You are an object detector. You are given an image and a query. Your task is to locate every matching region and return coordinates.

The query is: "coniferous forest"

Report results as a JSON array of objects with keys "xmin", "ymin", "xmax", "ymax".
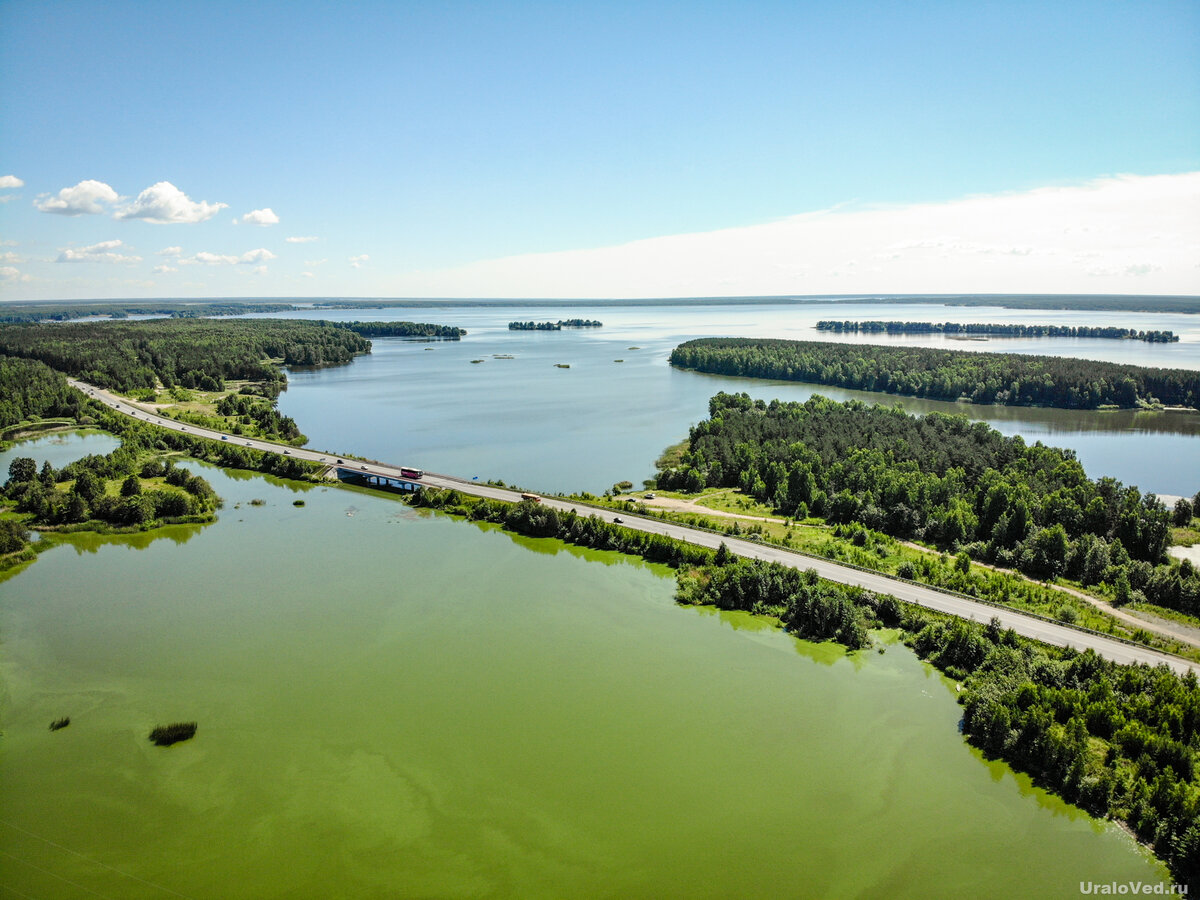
[
  {"xmin": 669, "ymin": 337, "xmax": 1200, "ymax": 409},
  {"xmin": 0, "ymin": 319, "xmax": 374, "ymax": 392},
  {"xmin": 657, "ymin": 392, "xmax": 1200, "ymax": 614},
  {"xmin": 815, "ymin": 320, "xmax": 1178, "ymax": 342}
]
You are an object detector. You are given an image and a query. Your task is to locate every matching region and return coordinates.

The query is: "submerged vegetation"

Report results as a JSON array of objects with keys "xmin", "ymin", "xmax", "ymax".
[
  {"xmin": 149, "ymin": 722, "xmax": 197, "ymax": 746},
  {"xmin": 407, "ymin": 485, "xmax": 1199, "ymax": 888},
  {"xmin": 815, "ymin": 320, "xmax": 1179, "ymax": 342},
  {"xmin": 670, "ymin": 337, "xmax": 1200, "ymax": 409},
  {"xmin": 678, "ymin": 554, "xmax": 1200, "ymax": 889}
]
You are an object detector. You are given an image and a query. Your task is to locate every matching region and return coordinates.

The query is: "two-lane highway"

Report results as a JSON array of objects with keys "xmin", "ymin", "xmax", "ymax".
[{"xmin": 71, "ymin": 378, "xmax": 1197, "ymax": 675}]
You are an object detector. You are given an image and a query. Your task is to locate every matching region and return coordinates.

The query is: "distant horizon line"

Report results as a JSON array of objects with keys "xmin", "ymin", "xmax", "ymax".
[{"xmin": 3, "ymin": 292, "xmax": 1199, "ymax": 307}]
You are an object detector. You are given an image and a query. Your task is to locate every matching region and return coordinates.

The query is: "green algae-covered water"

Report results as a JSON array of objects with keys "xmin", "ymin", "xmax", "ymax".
[{"xmin": 0, "ymin": 444, "xmax": 1174, "ymax": 897}]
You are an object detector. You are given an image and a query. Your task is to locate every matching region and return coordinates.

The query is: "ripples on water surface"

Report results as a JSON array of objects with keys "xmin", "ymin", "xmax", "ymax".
[
  {"xmin": 263, "ymin": 301, "xmax": 1200, "ymax": 495},
  {"xmin": 0, "ymin": 449, "xmax": 1172, "ymax": 897}
]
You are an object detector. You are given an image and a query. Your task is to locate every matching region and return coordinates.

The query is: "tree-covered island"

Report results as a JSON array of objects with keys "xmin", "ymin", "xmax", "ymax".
[
  {"xmin": 508, "ymin": 319, "xmax": 602, "ymax": 330},
  {"xmin": 670, "ymin": 337, "xmax": 1200, "ymax": 410},
  {"xmin": 816, "ymin": 320, "xmax": 1179, "ymax": 342}
]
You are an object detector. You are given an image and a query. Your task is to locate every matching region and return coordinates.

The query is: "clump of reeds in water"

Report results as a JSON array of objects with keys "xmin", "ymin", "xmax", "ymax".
[
  {"xmin": 49, "ymin": 717, "xmax": 70, "ymax": 731},
  {"xmin": 149, "ymin": 722, "xmax": 197, "ymax": 746}
]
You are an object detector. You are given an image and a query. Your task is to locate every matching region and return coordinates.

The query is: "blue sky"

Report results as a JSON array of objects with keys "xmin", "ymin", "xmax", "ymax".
[{"xmin": 1, "ymin": 0, "xmax": 1197, "ymax": 300}]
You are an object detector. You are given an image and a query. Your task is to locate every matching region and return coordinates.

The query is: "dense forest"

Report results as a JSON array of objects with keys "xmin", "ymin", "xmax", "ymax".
[
  {"xmin": 0, "ymin": 301, "xmax": 298, "ymax": 323},
  {"xmin": 0, "ymin": 356, "xmax": 87, "ymax": 428},
  {"xmin": 0, "ymin": 319, "xmax": 373, "ymax": 392},
  {"xmin": 657, "ymin": 392, "xmax": 1200, "ymax": 614},
  {"xmin": 816, "ymin": 321, "xmax": 1178, "ymax": 342},
  {"xmin": 670, "ymin": 337, "xmax": 1200, "ymax": 410},
  {"xmin": 508, "ymin": 319, "xmax": 602, "ymax": 330},
  {"xmin": 328, "ymin": 321, "xmax": 465, "ymax": 339}
]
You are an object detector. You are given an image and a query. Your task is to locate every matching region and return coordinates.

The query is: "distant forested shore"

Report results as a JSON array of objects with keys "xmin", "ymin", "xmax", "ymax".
[
  {"xmin": 816, "ymin": 320, "xmax": 1178, "ymax": 343},
  {"xmin": 0, "ymin": 318, "xmax": 465, "ymax": 393},
  {"xmin": 670, "ymin": 337, "xmax": 1200, "ymax": 410},
  {"xmin": 1, "ymin": 294, "xmax": 1195, "ymax": 320},
  {"xmin": 508, "ymin": 319, "xmax": 602, "ymax": 330},
  {"xmin": 331, "ymin": 321, "xmax": 464, "ymax": 339}
]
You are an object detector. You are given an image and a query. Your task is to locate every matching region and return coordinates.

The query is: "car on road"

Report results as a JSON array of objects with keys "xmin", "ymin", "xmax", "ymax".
[
  {"xmin": 221, "ymin": 436, "xmax": 227, "ymax": 441},
  {"xmin": 613, "ymin": 517, "xmax": 623, "ymax": 524}
]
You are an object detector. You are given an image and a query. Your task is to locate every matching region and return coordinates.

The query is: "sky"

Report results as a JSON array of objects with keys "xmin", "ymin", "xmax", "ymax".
[{"xmin": 0, "ymin": 0, "xmax": 1197, "ymax": 301}]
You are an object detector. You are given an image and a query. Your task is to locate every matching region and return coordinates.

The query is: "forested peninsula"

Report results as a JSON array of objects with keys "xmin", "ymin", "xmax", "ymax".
[
  {"xmin": 816, "ymin": 321, "xmax": 1178, "ymax": 342},
  {"xmin": 1, "ymin": 355, "xmax": 323, "ymax": 567},
  {"xmin": 657, "ymin": 392, "xmax": 1200, "ymax": 616},
  {"xmin": 670, "ymin": 337, "xmax": 1200, "ymax": 410},
  {"xmin": 0, "ymin": 318, "xmax": 464, "ymax": 394}
]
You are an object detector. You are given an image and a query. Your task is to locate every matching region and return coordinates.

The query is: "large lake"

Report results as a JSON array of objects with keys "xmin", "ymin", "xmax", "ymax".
[
  {"xmin": 0, "ymin": 436, "xmax": 1172, "ymax": 897},
  {"xmin": 263, "ymin": 300, "xmax": 1200, "ymax": 496}
]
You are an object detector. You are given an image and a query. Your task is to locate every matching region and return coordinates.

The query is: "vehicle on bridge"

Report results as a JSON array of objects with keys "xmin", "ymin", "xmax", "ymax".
[{"xmin": 400, "ymin": 467, "xmax": 423, "ymax": 479}]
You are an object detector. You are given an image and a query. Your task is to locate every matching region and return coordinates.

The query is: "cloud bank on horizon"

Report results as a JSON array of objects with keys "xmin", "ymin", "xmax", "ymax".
[
  {"xmin": 1, "ymin": 172, "xmax": 1197, "ymax": 298},
  {"xmin": 391, "ymin": 172, "xmax": 1200, "ymax": 299}
]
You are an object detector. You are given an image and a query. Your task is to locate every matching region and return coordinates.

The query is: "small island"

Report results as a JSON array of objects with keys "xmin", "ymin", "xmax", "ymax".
[
  {"xmin": 150, "ymin": 722, "xmax": 198, "ymax": 746},
  {"xmin": 508, "ymin": 319, "xmax": 602, "ymax": 331}
]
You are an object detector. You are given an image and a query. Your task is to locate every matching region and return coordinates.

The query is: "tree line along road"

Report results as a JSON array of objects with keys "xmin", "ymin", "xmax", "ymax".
[{"xmin": 69, "ymin": 378, "xmax": 1197, "ymax": 676}]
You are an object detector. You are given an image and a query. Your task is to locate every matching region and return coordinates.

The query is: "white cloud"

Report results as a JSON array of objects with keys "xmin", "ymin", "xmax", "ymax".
[
  {"xmin": 0, "ymin": 175, "xmax": 23, "ymax": 189},
  {"xmin": 181, "ymin": 248, "xmax": 277, "ymax": 266},
  {"xmin": 152, "ymin": 264, "xmax": 178, "ymax": 274},
  {"xmin": 305, "ymin": 258, "xmax": 328, "ymax": 266},
  {"xmin": 0, "ymin": 251, "xmax": 23, "ymax": 263},
  {"xmin": 240, "ymin": 248, "xmax": 276, "ymax": 264},
  {"xmin": 55, "ymin": 239, "xmax": 142, "ymax": 264},
  {"xmin": 0, "ymin": 266, "xmax": 30, "ymax": 283},
  {"xmin": 237, "ymin": 208, "xmax": 280, "ymax": 226},
  {"xmin": 349, "ymin": 254, "xmax": 368, "ymax": 268},
  {"xmin": 390, "ymin": 172, "xmax": 1200, "ymax": 297},
  {"xmin": 35, "ymin": 179, "xmax": 120, "ymax": 216},
  {"xmin": 116, "ymin": 181, "xmax": 226, "ymax": 224},
  {"xmin": 157, "ymin": 245, "xmax": 183, "ymax": 256},
  {"xmin": 301, "ymin": 271, "xmax": 315, "ymax": 278},
  {"xmin": 286, "ymin": 235, "xmax": 318, "ymax": 243}
]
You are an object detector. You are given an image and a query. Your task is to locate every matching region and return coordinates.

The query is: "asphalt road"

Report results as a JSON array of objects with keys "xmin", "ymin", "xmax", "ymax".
[{"xmin": 71, "ymin": 378, "xmax": 1197, "ymax": 675}]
